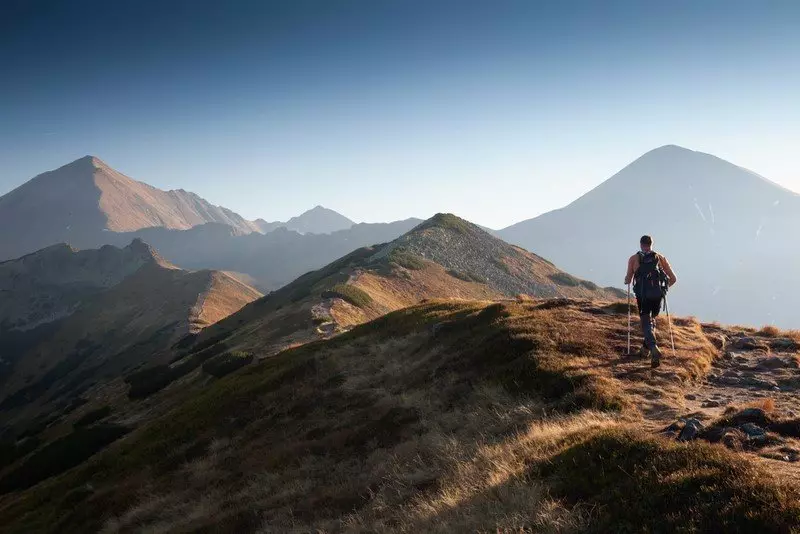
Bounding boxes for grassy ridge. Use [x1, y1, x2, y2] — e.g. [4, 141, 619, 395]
[0, 300, 797, 532]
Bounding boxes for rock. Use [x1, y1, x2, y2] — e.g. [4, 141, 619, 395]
[663, 421, 683, 434]
[739, 376, 779, 390]
[702, 400, 721, 408]
[732, 337, 768, 351]
[756, 357, 788, 370]
[771, 338, 798, 351]
[678, 418, 703, 441]
[738, 407, 768, 420]
[721, 428, 747, 449]
[740, 422, 766, 437]
[684, 394, 697, 401]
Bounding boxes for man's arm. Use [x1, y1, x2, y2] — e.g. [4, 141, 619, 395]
[624, 255, 636, 285]
[660, 255, 677, 287]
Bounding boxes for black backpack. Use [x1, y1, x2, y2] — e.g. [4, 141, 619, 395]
[634, 251, 668, 299]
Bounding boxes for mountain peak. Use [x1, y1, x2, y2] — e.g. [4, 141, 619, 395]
[412, 213, 481, 236]
[284, 206, 355, 234]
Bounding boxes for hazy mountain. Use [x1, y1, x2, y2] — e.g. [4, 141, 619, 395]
[0, 156, 262, 261]
[0, 238, 166, 332]
[0, 240, 261, 434]
[255, 205, 355, 235]
[499, 145, 800, 327]
[95, 218, 423, 290]
[194, 213, 623, 357]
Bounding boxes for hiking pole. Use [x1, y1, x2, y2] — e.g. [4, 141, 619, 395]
[626, 283, 631, 355]
[664, 294, 676, 357]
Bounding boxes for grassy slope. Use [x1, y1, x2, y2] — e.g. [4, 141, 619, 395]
[1, 300, 797, 532]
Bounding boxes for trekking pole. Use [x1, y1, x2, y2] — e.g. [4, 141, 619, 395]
[664, 294, 676, 357]
[626, 283, 631, 355]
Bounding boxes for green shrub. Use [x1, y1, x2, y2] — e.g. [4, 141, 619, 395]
[73, 406, 111, 428]
[0, 436, 40, 470]
[491, 257, 512, 274]
[388, 248, 426, 270]
[446, 269, 486, 284]
[203, 351, 254, 378]
[321, 284, 373, 308]
[420, 213, 472, 235]
[579, 280, 599, 290]
[540, 427, 800, 533]
[0, 425, 128, 494]
[549, 272, 581, 287]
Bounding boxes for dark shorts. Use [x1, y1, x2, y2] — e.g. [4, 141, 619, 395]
[637, 296, 662, 318]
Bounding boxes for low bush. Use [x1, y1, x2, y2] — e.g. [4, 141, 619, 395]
[321, 284, 373, 308]
[540, 427, 800, 532]
[548, 272, 581, 287]
[446, 270, 486, 284]
[0, 425, 128, 494]
[203, 351, 254, 378]
[388, 248, 426, 270]
[73, 406, 112, 428]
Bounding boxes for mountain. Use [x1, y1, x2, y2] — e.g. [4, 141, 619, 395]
[193, 213, 623, 356]
[499, 145, 800, 327]
[255, 205, 355, 235]
[0, 156, 262, 261]
[3, 296, 799, 531]
[93, 218, 424, 290]
[0, 238, 166, 332]
[0, 240, 261, 437]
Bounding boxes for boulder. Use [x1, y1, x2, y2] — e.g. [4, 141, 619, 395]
[732, 337, 768, 351]
[755, 357, 788, 371]
[740, 422, 766, 438]
[678, 418, 703, 441]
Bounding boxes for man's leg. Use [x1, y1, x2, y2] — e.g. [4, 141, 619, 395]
[646, 298, 663, 368]
[635, 297, 649, 357]
[640, 305, 656, 350]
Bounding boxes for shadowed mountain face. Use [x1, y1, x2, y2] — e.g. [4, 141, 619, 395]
[0, 156, 262, 261]
[0, 240, 261, 437]
[499, 145, 800, 327]
[0, 239, 166, 331]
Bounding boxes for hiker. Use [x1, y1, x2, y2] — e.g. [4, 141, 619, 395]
[624, 235, 677, 367]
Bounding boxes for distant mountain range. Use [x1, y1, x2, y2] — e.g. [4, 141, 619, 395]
[499, 145, 800, 326]
[4, 147, 800, 326]
[0, 156, 358, 262]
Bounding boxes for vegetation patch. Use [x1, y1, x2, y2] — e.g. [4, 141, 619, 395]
[73, 406, 112, 428]
[0, 424, 128, 494]
[387, 248, 426, 270]
[322, 284, 373, 308]
[203, 351, 254, 378]
[446, 269, 486, 283]
[539, 427, 800, 533]
[548, 272, 581, 287]
[417, 213, 473, 235]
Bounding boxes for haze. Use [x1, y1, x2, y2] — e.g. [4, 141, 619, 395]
[2, 0, 799, 228]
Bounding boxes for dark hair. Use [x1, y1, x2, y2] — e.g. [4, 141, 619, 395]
[640, 235, 653, 246]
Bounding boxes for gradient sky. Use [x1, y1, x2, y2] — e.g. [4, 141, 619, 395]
[1, 0, 799, 228]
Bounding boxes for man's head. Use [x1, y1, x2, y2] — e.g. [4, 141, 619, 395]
[640, 235, 653, 251]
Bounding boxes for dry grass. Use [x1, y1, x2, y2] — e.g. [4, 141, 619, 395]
[2, 299, 795, 533]
[758, 325, 782, 338]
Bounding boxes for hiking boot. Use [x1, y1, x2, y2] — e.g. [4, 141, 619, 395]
[650, 345, 662, 368]
[637, 345, 650, 359]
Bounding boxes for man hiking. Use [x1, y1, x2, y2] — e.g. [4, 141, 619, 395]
[624, 235, 677, 368]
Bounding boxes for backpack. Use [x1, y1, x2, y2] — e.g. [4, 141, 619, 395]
[633, 251, 668, 300]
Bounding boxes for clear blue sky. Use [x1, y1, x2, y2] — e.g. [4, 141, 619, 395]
[1, 0, 798, 228]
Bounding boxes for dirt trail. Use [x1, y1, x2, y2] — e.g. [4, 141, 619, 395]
[604, 317, 800, 480]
